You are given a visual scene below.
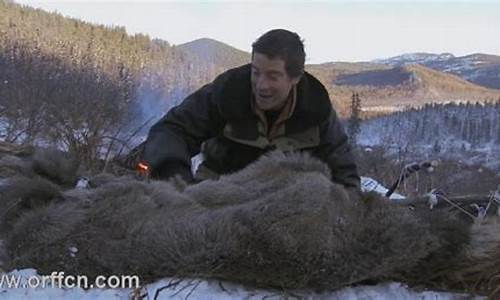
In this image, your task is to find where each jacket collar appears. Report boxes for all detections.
[251,85,297,137]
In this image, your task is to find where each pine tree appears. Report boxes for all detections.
[347,92,362,145]
[432,140,441,154]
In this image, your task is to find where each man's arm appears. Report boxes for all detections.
[141,82,225,181]
[315,110,361,190]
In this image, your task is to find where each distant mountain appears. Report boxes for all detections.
[178,38,250,71]
[374,53,500,89]
[307,63,500,117]
[304,62,390,113]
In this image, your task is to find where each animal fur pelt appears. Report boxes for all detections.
[0,147,497,295]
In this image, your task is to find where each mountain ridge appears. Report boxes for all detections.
[320,63,500,116]
[374,52,500,89]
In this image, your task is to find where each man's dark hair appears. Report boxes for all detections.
[252,29,305,78]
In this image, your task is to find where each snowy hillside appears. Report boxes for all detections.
[358,102,500,173]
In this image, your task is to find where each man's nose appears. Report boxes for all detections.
[256,77,270,90]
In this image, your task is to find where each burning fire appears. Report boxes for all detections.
[137,162,149,172]
[136,161,151,180]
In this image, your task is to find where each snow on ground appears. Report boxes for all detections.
[0,269,482,300]
[361,176,406,200]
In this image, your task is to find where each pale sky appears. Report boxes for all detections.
[14,0,500,64]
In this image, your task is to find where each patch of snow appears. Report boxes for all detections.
[0,269,482,299]
[373,53,455,66]
[438,53,454,60]
[443,65,464,72]
[75,177,90,189]
[361,176,406,200]
[191,153,204,173]
[361,106,404,112]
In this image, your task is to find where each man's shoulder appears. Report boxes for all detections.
[210,64,251,99]
[292,71,333,124]
[301,71,329,99]
[213,64,251,85]
[211,64,253,119]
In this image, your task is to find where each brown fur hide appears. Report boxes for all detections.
[0,148,496,295]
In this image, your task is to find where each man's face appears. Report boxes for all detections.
[251,52,300,111]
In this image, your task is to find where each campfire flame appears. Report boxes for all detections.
[137,162,149,172]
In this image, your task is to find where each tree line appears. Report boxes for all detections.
[0,1,237,169]
[359,102,500,151]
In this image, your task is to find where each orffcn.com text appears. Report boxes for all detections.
[1,272,140,289]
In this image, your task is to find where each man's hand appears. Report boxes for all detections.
[136,161,151,179]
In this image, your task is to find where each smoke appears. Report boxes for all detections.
[124,81,190,148]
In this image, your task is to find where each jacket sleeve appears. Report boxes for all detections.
[315,110,361,190]
[141,81,225,180]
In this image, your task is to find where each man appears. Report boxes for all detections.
[140,29,360,191]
